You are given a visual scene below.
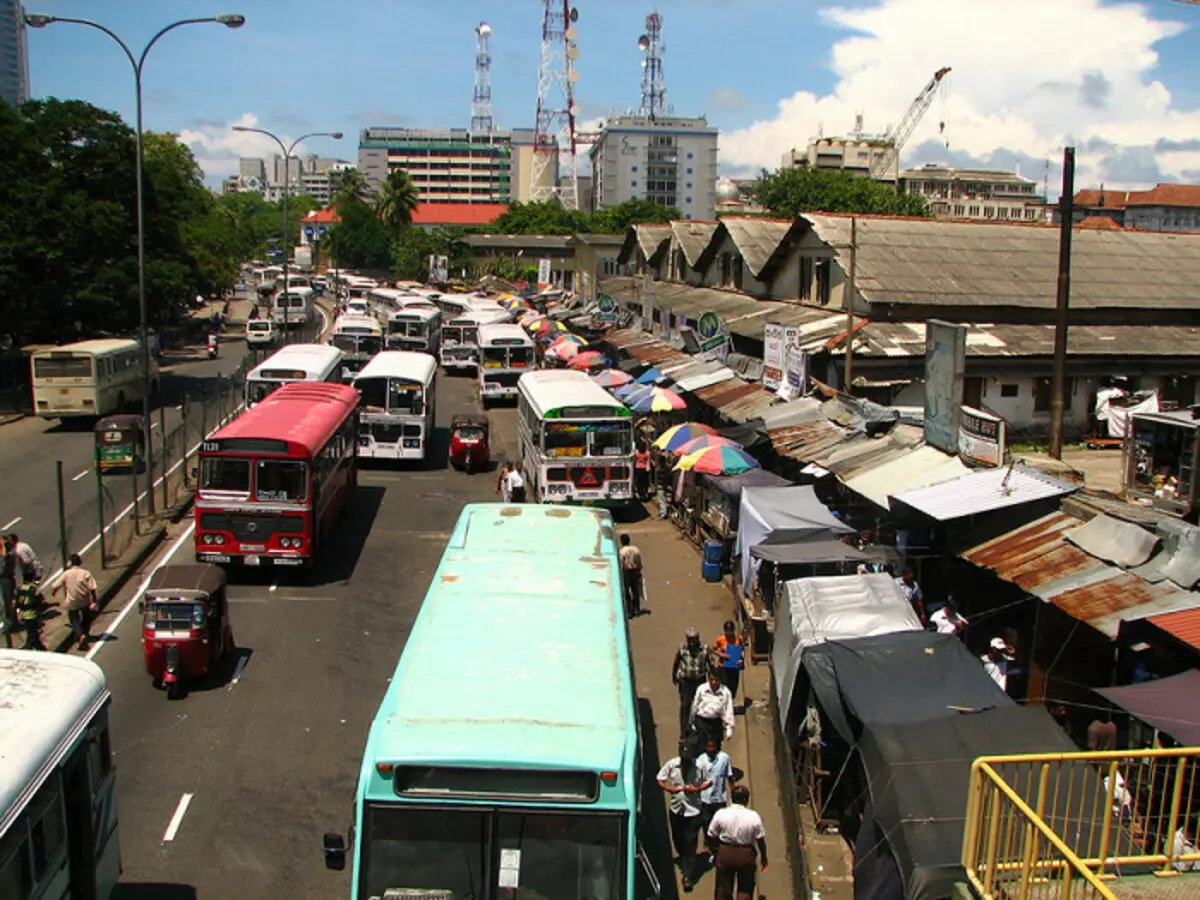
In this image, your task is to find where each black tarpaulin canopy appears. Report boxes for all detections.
[750,538,872,565]
[1095,669,1200,746]
[700,468,791,497]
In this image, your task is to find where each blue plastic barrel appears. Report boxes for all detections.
[702,559,722,583]
[703,539,723,565]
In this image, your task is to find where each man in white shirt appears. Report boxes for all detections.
[931,600,967,636]
[699,739,733,835]
[981,637,1015,692]
[503,463,526,503]
[895,565,925,623]
[690,669,735,750]
[707,784,768,899]
[657,746,712,892]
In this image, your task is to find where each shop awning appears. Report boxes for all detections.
[1095,670,1200,745]
[736,485,854,594]
[890,465,1077,521]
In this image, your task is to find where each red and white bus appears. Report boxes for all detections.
[194,382,359,569]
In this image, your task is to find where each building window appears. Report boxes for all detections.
[954,205,965,216]
[984,207,995,218]
[686,182,692,189]
[1000,383,1019,398]
[816,259,831,305]
[631,165,638,172]
[687,167,693,174]
[1025,209,1036,219]
[799,256,814,300]
[687,152,693,159]
[997,208,1007,219]
[686,197,692,204]
[969,205,980,216]
[631,181,638,187]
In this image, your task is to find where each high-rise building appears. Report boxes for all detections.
[221,154,351,206]
[357,127,554,204]
[782,136,897,182]
[0,0,31,107]
[588,115,719,219]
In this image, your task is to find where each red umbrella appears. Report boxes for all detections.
[568,350,611,370]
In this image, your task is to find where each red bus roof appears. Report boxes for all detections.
[207,382,358,458]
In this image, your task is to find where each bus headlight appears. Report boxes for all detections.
[213,534,225,545]
[202,534,214,545]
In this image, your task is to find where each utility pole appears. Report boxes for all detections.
[1048,147,1075,460]
[844,216,858,393]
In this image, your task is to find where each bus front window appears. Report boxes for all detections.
[256,460,308,502]
[510,347,533,367]
[34,356,92,379]
[363,805,486,900]
[200,457,250,493]
[481,348,507,369]
[544,423,588,457]
[246,380,280,405]
[387,383,423,415]
[360,336,383,356]
[589,422,633,458]
[332,335,358,353]
[496,811,621,900]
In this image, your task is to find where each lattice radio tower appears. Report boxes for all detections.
[531,0,580,209]
[472,22,494,134]
[638,11,666,118]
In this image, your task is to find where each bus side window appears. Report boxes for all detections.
[87,719,113,794]
[28,781,66,881]
[0,824,32,896]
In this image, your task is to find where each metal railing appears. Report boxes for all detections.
[963,748,1200,900]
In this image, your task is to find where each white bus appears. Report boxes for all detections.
[353,351,438,462]
[271,286,316,327]
[387,306,442,355]
[244,343,345,408]
[477,322,535,406]
[31,338,158,420]
[517,370,636,505]
[0,651,120,900]
[440,308,510,372]
[330,313,384,381]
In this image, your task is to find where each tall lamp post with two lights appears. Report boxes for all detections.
[25,11,246,514]
[232,127,343,341]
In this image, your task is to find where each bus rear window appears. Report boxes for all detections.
[34,357,92,379]
[200,458,250,492]
[256,460,308,502]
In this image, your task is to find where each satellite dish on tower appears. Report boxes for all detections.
[566,26,578,40]
[568,69,580,83]
[566,44,580,60]
[570,105,580,117]
[637,34,650,50]
[476,21,491,36]
[569,7,579,22]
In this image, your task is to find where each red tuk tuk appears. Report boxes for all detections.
[449,414,490,474]
[140,564,234,700]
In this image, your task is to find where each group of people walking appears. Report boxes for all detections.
[0,535,97,651]
[494,461,527,503]
[660,621,767,896]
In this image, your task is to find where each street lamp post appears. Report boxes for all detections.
[232,127,343,343]
[26,12,245,515]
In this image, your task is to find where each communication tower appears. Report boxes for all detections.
[637,11,666,118]
[471,22,494,134]
[531,0,580,209]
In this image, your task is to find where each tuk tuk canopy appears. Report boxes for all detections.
[145,564,226,600]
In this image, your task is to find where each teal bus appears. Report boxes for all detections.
[325,503,658,900]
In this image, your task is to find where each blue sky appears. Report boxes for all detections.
[24,0,1200,191]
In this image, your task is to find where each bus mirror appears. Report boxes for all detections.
[322,832,346,870]
[635,842,660,899]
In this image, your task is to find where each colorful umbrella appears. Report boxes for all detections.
[615,382,654,400]
[520,313,546,331]
[535,319,567,337]
[675,444,760,475]
[592,369,633,389]
[546,339,585,362]
[549,334,587,350]
[627,387,687,413]
[568,350,611,370]
[671,434,742,457]
[653,422,718,451]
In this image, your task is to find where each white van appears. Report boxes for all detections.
[246,318,277,347]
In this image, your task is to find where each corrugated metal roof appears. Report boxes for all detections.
[673,362,737,393]
[671,221,720,267]
[843,446,971,510]
[1146,608,1200,650]
[635,224,672,262]
[890,465,1078,521]
[720,386,778,424]
[719,217,796,278]
[697,380,760,409]
[803,213,1200,311]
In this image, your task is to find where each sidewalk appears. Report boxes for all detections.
[625,508,796,899]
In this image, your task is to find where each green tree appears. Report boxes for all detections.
[591,198,679,233]
[491,200,593,235]
[391,226,471,282]
[749,166,931,218]
[324,198,390,269]
[333,167,372,207]
[378,168,421,236]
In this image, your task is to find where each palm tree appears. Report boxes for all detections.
[378,168,421,234]
[333,167,371,207]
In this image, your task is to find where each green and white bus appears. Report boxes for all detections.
[31,338,158,419]
[327,503,657,900]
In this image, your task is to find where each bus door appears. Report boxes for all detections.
[61,743,99,900]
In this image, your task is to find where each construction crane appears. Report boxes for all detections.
[869,66,951,181]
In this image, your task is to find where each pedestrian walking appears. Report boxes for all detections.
[505,463,527,503]
[0,539,15,649]
[655,453,673,520]
[672,628,710,742]
[712,620,746,700]
[14,579,56,651]
[981,637,1016,693]
[619,534,645,618]
[657,743,712,893]
[52,553,98,651]
[8,533,43,586]
[634,442,652,501]
[496,460,513,502]
[700,738,733,837]
[895,564,926,624]
[707,784,769,900]
[690,668,735,750]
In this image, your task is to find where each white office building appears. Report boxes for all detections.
[221,154,352,205]
[898,164,1050,222]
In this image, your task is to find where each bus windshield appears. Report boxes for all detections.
[444,325,477,345]
[34,356,92,379]
[362,805,622,900]
[200,457,250,492]
[255,459,308,502]
[333,335,382,356]
[389,320,426,337]
[481,346,533,368]
[358,380,424,415]
[543,421,632,458]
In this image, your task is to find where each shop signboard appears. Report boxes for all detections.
[958,405,1006,467]
[777,347,809,401]
[924,319,967,453]
[537,257,552,289]
[427,254,448,283]
[763,322,800,390]
[696,311,728,354]
[595,293,618,324]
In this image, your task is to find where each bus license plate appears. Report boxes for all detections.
[244,555,260,566]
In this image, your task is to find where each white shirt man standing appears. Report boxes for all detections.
[503,464,526,503]
[657,747,712,892]
[690,669,735,749]
[707,784,768,898]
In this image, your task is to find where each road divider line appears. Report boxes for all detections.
[71,469,89,482]
[229,654,249,689]
[162,792,194,843]
[86,521,195,662]
[1,516,20,530]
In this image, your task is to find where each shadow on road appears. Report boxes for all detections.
[313,483,385,586]
[638,696,682,900]
[112,883,197,900]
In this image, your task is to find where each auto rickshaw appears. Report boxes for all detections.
[449,414,490,474]
[94,414,145,473]
[140,564,234,700]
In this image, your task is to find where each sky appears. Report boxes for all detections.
[23,0,1200,194]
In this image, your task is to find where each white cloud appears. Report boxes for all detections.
[175,113,285,185]
[722,0,1200,189]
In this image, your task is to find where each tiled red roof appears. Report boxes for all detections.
[1147,608,1200,651]
[411,203,508,226]
[1075,184,1200,211]
[1076,214,1121,230]
[1073,189,1130,210]
[304,208,341,223]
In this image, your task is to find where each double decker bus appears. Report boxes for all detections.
[477,322,535,406]
[0,651,121,900]
[195,381,358,569]
[330,313,384,382]
[352,351,438,462]
[440,308,510,372]
[386,306,442,355]
[327,504,657,900]
[244,343,344,409]
[516,370,635,504]
[30,338,158,419]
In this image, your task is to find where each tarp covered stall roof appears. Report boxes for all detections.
[855,706,1083,900]
[1095,669,1200,746]
[699,468,791,498]
[1065,513,1161,568]
[771,574,923,719]
[736,486,854,596]
[844,446,971,510]
[749,538,874,565]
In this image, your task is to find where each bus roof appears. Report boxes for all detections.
[477,323,532,346]
[333,313,382,333]
[447,309,510,326]
[365,504,631,776]
[389,305,440,320]
[518,370,631,419]
[248,343,343,380]
[32,338,139,357]
[0,651,108,833]
[354,350,437,386]
[210,381,358,457]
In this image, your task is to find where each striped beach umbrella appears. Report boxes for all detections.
[674,444,760,475]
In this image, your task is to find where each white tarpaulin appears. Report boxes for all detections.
[771,574,925,716]
[1106,392,1160,438]
[736,486,854,596]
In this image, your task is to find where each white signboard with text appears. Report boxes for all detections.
[763,322,800,390]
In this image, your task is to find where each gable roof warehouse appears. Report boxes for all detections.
[618,223,672,266]
[715,217,800,281]
[670,220,720,268]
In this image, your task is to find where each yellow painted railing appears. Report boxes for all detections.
[962,747,1200,900]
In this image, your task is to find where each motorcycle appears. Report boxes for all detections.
[207,334,219,359]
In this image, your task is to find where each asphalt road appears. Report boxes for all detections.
[89,367,520,899]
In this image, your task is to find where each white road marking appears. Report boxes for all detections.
[71,468,90,482]
[1,516,20,530]
[268,583,278,593]
[227,596,268,604]
[85,521,195,661]
[162,792,194,843]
